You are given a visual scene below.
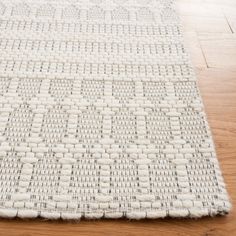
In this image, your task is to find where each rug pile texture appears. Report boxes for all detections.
[0,0,231,220]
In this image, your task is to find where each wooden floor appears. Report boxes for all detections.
[1,0,236,235]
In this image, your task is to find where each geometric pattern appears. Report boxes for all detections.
[0,0,231,219]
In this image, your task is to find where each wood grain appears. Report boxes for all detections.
[0,0,236,235]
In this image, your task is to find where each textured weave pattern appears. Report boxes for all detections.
[0,0,231,220]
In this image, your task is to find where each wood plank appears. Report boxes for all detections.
[177,1,223,17]
[226,16,236,33]
[204,0,236,7]
[222,3,236,33]
[183,31,207,68]
[181,15,231,33]
[200,37,236,68]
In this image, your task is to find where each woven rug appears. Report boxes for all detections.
[0,0,231,220]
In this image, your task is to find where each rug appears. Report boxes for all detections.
[0,0,231,220]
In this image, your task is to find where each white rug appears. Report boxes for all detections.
[0,0,231,220]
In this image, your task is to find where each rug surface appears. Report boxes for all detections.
[0,0,231,220]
